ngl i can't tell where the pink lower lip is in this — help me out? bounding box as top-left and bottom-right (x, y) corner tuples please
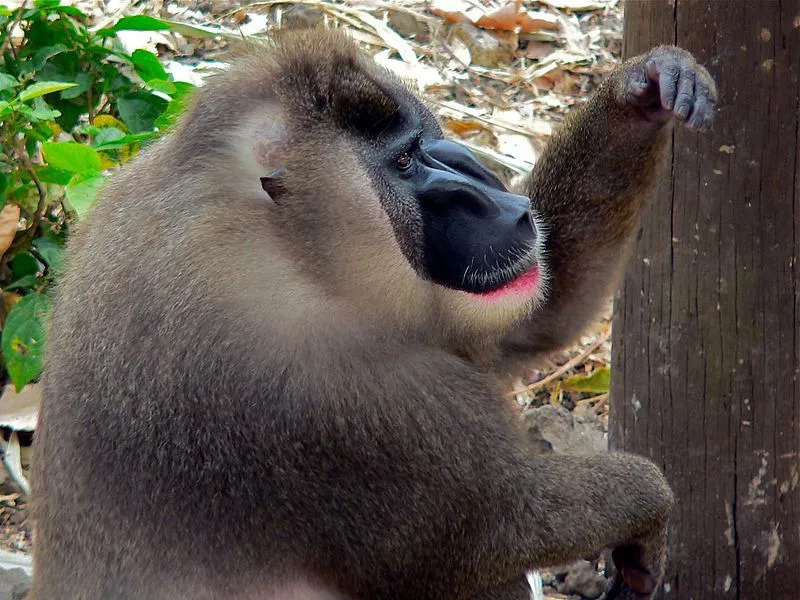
(468, 266), (540, 302)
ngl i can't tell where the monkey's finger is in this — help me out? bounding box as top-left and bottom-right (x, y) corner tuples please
(646, 58), (679, 111)
(673, 68), (696, 122)
(687, 82), (715, 131)
(625, 65), (656, 106)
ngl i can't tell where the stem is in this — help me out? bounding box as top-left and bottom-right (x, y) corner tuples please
(87, 80), (94, 124)
(10, 137), (47, 249)
(0, 1), (27, 59)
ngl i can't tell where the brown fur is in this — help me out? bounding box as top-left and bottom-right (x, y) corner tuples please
(27, 29), (716, 600)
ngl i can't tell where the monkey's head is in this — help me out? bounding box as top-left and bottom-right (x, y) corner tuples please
(178, 29), (547, 343)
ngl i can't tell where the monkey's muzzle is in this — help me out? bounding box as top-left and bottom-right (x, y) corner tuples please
(412, 139), (539, 295)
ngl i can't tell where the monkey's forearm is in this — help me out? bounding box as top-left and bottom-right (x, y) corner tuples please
(526, 83), (669, 257)
(500, 48), (715, 363)
(510, 453), (672, 567)
(500, 96), (668, 361)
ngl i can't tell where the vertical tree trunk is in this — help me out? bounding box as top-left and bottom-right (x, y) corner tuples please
(610, 1), (800, 599)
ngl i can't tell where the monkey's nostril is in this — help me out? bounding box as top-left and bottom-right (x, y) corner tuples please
(516, 211), (536, 236)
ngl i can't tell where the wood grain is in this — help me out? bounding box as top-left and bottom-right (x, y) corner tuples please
(611, 1), (800, 598)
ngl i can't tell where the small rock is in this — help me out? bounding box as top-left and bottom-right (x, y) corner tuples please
(388, 12), (431, 43)
(572, 405), (597, 424)
(0, 568), (30, 600)
(523, 404), (607, 455)
(281, 4), (324, 30)
(538, 569), (556, 586)
(558, 560), (606, 599)
(451, 22), (517, 67)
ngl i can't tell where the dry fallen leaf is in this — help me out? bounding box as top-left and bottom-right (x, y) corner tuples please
(430, 0), (483, 24)
(474, 1), (520, 31)
(519, 11), (560, 32)
(444, 119), (489, 136)
(434, 0), (560, 34)
(449, 36), (472, 67)
(542, 0), (607, 11)
(3, 291), (22, 317)
(0, 204), (21, 257)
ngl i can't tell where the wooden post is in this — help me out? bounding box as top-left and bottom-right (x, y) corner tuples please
(610, 1), (800, 598)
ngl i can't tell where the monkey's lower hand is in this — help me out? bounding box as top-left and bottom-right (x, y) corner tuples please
(600, 525), (669, 600)
(618, 46), (717, 131)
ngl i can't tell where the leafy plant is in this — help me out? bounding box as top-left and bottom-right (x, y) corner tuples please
(0, 0), (195, 390)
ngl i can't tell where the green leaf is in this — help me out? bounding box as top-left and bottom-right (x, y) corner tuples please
(42, 141), (102, 174)
(101, 62), (134, 93)
(147, 79), (176, 95)
(35, 166), (73, 185)
(47, 3), (86, 17)
(0, 73), (17, 92)
(5, 274), (41, 292)
(10, 250), (44, 278)
(60, 71), (92, 100)
(0, 173), (7, 198)
(105, 15), (171, 33)
(65, 173), (105, 218)
(93, 127), (126, 147)
(169, 80), (195, 100)
(154, 89), (193, 129)
(17, 96), (61, 121)
(28, 44), (69, 71)
(117, 91), (168, 133)
(131, 49), (167, 82)
(2, 293), (51, 392)
(18, 81), (78, 102)
(92, 131), (160, 151)
(32, 120), (55, 138)
(161, 18), (233, 40)
(562, 367), (611, 394)
(32, 237), (64, 275)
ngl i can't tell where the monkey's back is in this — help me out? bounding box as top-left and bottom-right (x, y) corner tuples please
(31, 141), (325, 598)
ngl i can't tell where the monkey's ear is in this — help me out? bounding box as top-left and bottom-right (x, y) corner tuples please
(260, 167), (286, 203)
(251, 110), (288, 203)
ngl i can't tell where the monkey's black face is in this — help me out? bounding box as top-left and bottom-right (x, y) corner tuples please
(275, 55), (541, 300)
(388, 135), (540, 296)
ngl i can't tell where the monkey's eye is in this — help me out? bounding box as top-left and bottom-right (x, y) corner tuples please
(396, 152), (413, 171)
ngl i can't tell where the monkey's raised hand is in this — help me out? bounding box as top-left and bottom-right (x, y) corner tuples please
(621, 46), (717, 131)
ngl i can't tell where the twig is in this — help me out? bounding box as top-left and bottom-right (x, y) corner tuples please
(452, 138), (532, 174)
(10, 137), (47, 248)
(575, 392), (608, 406)
(247, 0), (418, 64)
(431, 98), (550, 137)
(509, 328), (611, 395)
(0, 1), (27, 59)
